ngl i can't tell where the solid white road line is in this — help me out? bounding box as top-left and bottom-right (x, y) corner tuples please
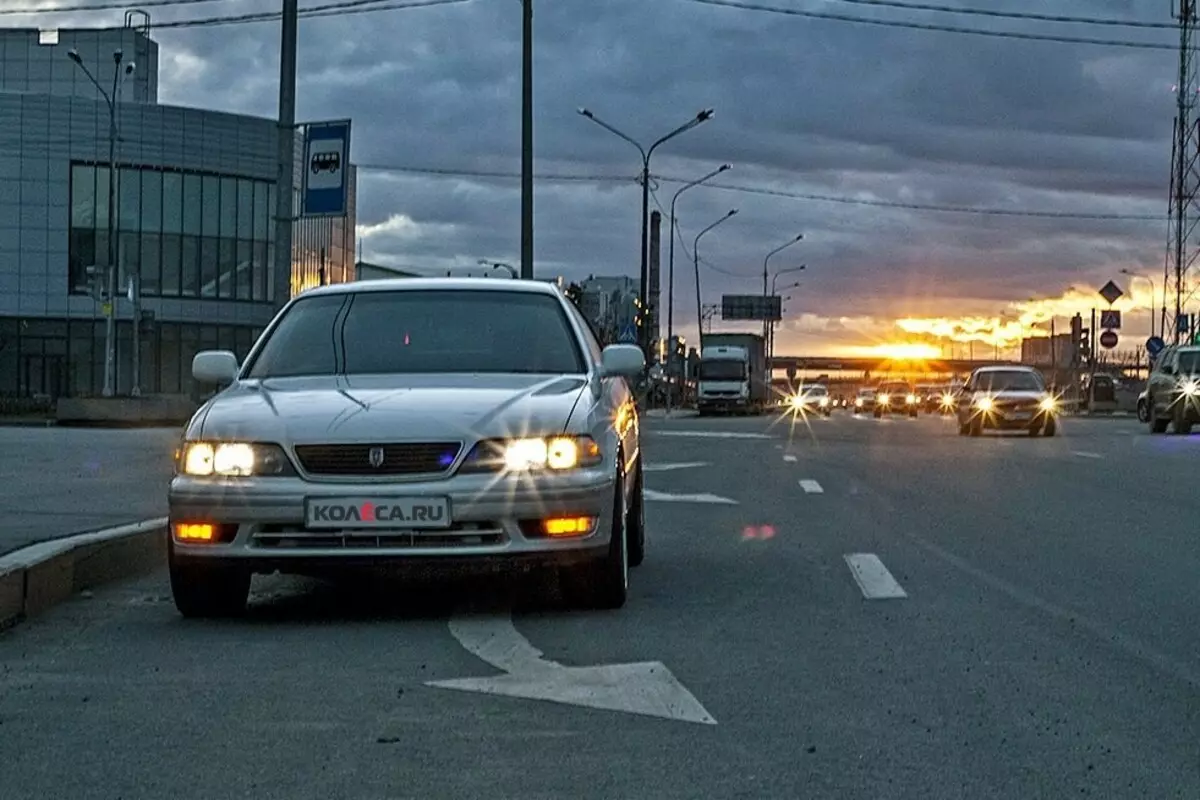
(843, 553), (908, 599)
(652, 431), (770, 440)
(428, 613), (717, 725)
(1072, 451), (1103, 459)
(799, 479), (824, 493)
(642, 462), (709, 472)
(643, 489), (738, 505)
(0, 517), (168, 574)
(782, 454), (798, 463)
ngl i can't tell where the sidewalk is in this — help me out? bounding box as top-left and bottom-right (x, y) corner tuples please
(0, 426), (179, 557)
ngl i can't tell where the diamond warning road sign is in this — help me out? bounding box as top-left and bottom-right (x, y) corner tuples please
(1098, 280), (1124, 305)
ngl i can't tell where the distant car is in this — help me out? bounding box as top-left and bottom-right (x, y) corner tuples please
(956, 365), (1058, 437)
(168, 278), (647, 617)
(790, 384), (831, 416)
(852, 387), (876, 414)
(874, 381), (919, 418)
(1144, 344), (1200, 433)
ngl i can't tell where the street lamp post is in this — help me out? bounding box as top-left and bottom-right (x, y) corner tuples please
(666, 164), (729, 410)
(768, 265), (805, 363)
(1120, 268), (1157, 338)
(576, 107), (714, 358)
(693, 209), (738, 354)
(478, 259), (518, 278)
(761, 234), (803, 343)
(69, 47), (127, 398)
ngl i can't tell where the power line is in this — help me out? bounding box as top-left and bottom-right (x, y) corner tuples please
(825, 0), (1173, 30)
(358, 162), (1160, 221)
(81, 0), (467, 31)
(0, 0), (225, 15)
(679, 0), (1177, 51)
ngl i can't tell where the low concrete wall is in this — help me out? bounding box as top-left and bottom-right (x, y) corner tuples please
(57, 394), (201, 426)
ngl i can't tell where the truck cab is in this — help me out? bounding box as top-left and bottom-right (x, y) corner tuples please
(697, 345), (750, 415)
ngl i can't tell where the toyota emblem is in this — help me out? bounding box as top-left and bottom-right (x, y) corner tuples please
(368, 446), (385, 468)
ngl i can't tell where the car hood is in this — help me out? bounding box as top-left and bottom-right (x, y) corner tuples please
(972, 390), (1046, 401)
(189, 374), (590, 444)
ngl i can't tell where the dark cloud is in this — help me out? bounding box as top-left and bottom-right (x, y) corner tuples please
(30, 0), (1178, 347)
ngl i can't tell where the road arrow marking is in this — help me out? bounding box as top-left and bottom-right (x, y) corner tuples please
(651, 431), (770, 440)
(799, 479), (824, 493)
(427, 614), (717, 725)
(782, 454), (798, 463)
(844, 553), (908, 599)
(642, 462), (709, 472)
(643, 489), (738, 505)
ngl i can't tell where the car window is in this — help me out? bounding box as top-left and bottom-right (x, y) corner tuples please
(1178, 350), (1200, 375)
(975, 370), (1044, 392)
(699, 361), (745, 380)
(246, 289), (586, 378)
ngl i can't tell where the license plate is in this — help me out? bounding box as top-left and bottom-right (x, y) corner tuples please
(1009, 411), (1032, 421)
(305, 497), (451, 529)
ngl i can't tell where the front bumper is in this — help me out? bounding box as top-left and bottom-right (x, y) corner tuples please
(962, 407), (1056, 430)
(168, 468), (616, 572)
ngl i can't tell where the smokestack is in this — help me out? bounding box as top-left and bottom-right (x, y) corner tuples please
(648, 210), (662, 360)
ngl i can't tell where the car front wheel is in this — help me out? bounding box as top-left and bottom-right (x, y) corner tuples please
(562, 469), (628, 610)
(169, 553), (251, 619)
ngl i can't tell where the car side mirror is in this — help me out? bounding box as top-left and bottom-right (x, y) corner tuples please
(599, 344), (645, 378)
(192, 350), (239, 385)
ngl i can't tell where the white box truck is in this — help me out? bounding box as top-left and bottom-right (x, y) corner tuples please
(696, 333), (769, 415)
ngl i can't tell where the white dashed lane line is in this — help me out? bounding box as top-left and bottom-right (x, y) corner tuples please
(782, 454), (798, 463)
(799, 479), (824, 494)
(1072, 451), (1103, 459)
(844, 553), (908, 600)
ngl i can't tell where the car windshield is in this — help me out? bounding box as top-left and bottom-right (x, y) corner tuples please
(974, 370), (1044, 392)
(245, 289), (585, 378)
(802, 386), (828, 396)
(699, 360), (745, 380)
(879, 384), (910, 394)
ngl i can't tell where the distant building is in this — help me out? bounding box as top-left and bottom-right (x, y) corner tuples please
(577, 275), (640, 345)
(354, 261), (423, 281)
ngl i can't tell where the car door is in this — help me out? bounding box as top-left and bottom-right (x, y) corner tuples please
(1149, 346), (1176, 417)
(957, 372), (979, 424)
(565, 301), (639, 477)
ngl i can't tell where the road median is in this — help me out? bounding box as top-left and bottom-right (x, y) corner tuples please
(0, 518), (167, 631)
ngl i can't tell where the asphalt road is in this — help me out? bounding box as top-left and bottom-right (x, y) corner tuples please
(1, 410), (1198, 798)
(0, 427), (181, 556)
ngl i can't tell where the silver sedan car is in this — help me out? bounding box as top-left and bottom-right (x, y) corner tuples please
(169, 278), (647, 617)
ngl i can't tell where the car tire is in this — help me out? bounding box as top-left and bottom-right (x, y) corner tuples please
(1173, 406), (1193, 435)
(908, 410), (918, 418)
(1149, 402), (1169, 434)
(563, 470), (628, 610)
(873, 410), (882, 418)
(169, 553), (251, 619)
(1042, 417), (1057, 437)
(626, 457), (646, 568)
(969, 418), (983, 437)
(958, 421), (969, 436)
(1136, 399), (1149, 423)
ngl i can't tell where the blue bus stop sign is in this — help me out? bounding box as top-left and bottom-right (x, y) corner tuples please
(1146, 336), (1166, 357)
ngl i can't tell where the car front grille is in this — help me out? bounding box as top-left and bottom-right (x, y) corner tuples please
(293, 442), (462, 476)
(251, 522), (505, 550)
(992, 400), (1038, 413)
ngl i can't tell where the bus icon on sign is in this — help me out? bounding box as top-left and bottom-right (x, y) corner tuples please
(310, 151), (340, 174)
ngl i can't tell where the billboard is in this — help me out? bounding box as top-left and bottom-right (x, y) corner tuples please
(721, 294), (781, 322)
(302, 119), (351, 217)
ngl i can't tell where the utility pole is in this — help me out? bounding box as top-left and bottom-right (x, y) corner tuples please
(275, 0), (299, 309)
(520, 0), (534, 279)
(1167, 0), (1199, 344)
(130, 276), (142, 396)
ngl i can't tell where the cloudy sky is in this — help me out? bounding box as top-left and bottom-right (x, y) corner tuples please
(17, 0), (1183, 356)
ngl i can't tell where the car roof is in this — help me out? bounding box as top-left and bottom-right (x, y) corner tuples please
(297, 277), (562, 298)
(973, 365), (1039, 374)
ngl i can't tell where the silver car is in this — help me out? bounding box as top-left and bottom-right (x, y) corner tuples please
(168, 278), (647, 617)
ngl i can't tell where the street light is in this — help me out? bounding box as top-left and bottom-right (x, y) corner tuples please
(478, 259), (518, 278)
(768, 264), (805, 363)
(69, 47), (128, 398)
(762, 234), (803, 341)
(1120, 268), (1157, 338)
(667, 165), (730, 404)
(577, 106), (714, 356)
(693, 209), (738, 353)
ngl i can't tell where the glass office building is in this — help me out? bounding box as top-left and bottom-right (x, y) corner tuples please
(0, 26), (355, 400)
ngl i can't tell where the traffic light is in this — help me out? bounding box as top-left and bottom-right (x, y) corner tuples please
(1079, 328), (1091, 365)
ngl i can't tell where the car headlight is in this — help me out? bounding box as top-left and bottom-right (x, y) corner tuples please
(1181, 380), (1200, 397)
(459, 436), (603, 472)
(790, 394), (805, 409)
(878, 393), (891, 405)
(818, 397), (829, 407)
(975, 397), (994, 411)
(906, 394), (917, 404)
(1039, 397), (1057, 412)
(940, 393), (955, 405)
(178, 442), (296, 477)
(855, 398), (864, 407)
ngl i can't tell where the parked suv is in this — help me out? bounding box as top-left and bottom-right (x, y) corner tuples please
(1145, 344), (1200, 434)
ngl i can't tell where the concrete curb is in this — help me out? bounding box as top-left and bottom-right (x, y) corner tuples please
(0, 518), (168, 632)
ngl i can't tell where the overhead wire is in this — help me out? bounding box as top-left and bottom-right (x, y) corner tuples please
(0, 0), (228, 15)
(64, 0), (469, 30)
(359, 162), (1160, 221)
(823, 0), (1174, 30)
(679, 0), (1177, 51)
